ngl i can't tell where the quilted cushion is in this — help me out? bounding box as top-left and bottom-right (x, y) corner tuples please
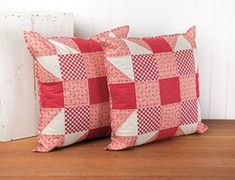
(24, 26), (129, 152)
(100, 26), (208, 150)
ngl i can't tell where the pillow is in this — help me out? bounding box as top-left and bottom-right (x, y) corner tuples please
(100, 26), (208, 150)
(24, 26), (129, 152)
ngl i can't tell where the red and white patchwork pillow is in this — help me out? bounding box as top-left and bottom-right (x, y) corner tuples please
(24, 26), (129, 152)
(101, 26), (208, 150)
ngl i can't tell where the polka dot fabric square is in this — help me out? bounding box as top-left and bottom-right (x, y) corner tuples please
(101, 26), (208, 150)
(59, 54), (86, 80)
(24, 26), (130, 152)
(65, 106), (90, 134)
(175, 49), (195, 75)
(132, 54), (159, 81)
(180, 99), (198, 125)
(137, 107), (161, 135)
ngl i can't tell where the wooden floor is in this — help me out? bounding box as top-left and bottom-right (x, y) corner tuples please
(0, 120), (235, 180)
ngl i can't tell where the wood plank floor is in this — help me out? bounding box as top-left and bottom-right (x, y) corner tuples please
(0, 120), (235, 179)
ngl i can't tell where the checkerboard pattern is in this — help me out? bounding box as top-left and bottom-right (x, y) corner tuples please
(180, 99), (198, 125)
(59, 54), (86, 80)
(65, 106), (90, 134)
(132, 54), (159, 81)
(103, 26), (208, 150)
(175, 49), (195, 75)
(137, 107), (161, 134)
(24, 26), (129, 152)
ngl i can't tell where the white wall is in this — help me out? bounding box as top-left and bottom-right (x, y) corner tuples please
(0, 0), (234, 119)
(0, 12), (73, 141)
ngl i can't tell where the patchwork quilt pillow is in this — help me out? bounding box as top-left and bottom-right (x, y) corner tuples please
(24, 26), (129, 152)
(100, 26), (208, 150)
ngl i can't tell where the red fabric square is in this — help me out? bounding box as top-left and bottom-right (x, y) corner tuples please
(72, 38), (103, 53)
(159, 77), (181, 105)
(88, 76), (109, 104)
(39, 82), (64, 108)
(109, 83), (137, 109)
(143, 37), (172, 53)
(156, 127), (178, 140)
(196, 73), (199, 98)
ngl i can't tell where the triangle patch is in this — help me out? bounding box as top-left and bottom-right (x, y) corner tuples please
(135, 131), (157, 146)
(163, 36), (178, 50)
(36, 62), (60, 82)
(107, 55), (134, 80)
(128, 38), (152, 51)
(123, 39), (152, 55)
(111, 109), (136, 133)
(116, 110), (138, 136)
(185, 26), (196, 48)
(38, 55), (62, 79)
(174, 35), (192, 51)
(175, 127), (185, 136)
(146, 131), (159, 143)
(180, 122), (198, 135)
(48, 39), (80, 54)
(109, 31), (116, 38)
(63, 130), (88, 146)
(39, 108), (61, 131)
(106, 61), (133, 83)
(41, 109), (65, 135)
